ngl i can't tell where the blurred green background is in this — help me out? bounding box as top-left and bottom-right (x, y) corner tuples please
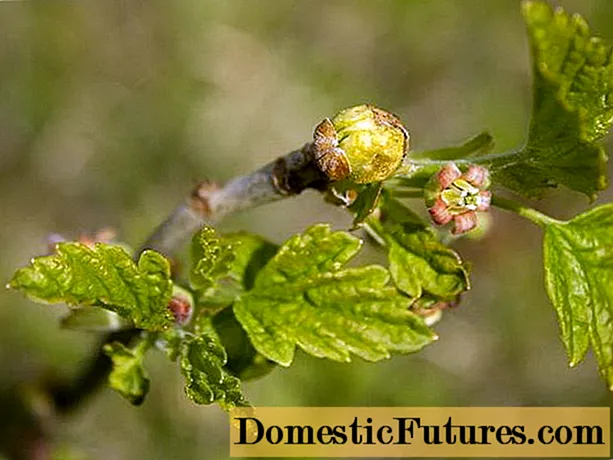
(1, 0), (612, 458)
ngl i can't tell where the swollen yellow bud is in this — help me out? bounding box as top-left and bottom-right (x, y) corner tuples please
(312, 105), (409, 184)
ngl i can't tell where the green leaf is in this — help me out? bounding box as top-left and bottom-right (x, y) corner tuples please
(179, 319), (249, 410)
(234, 224), (437, 367)
(9, 243), (173, 330)
(190, 227), (235, 294)
(367, 194), (470, 301)
(410, 131), (494, 161)
(543, 204), (613, 389)
(103, 341), (150, 405)
(491, 1), (611, 199)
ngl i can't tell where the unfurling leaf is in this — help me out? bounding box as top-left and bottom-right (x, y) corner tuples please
(190, 227), (235, 294)
(9, 243), (173, 330)
(543, 204), (613, 389)
(348, 182), (384, 226)
(179, 319), (249, 410)
(234, 224), (437, 367)
(190, 231), (278, 380)
(197, 232), (278, 307)
(367, 194), (469, 301)
(104, 341), (150, 405)
(491, 1), (611, 199)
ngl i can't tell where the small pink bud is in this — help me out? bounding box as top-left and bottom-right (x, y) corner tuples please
(77, 227), (118, 249)
(168, 296), (192, 326)
(437, 163), (462, 189)
(452, 211), (478, 234)
(95, 227), (117, 243)
(429, 198), (453, 225)
(462, 165), (489, 188)
(46, 233), (66, 253)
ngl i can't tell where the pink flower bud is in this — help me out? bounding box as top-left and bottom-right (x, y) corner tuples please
(452, 211), (478, 234)
(476, 190), (492, 211)
(462, 165), (489, 188)
(437, 163), (462, 189)
(428, 198), (453, 225)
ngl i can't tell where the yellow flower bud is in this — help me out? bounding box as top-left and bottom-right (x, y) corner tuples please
(312, 105), (409, 184)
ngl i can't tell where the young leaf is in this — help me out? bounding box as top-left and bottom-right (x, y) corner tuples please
(367, 194), (469, 301)
(190, 227), (235, 293)
(391, 133), (494, 191)
(410, 131), (494, 161)
(543, 204), (613, 389)
(9, 243), (173, 330)
(198, 232), (278, 306)
(194, 234), (278, 379)
(348, 182), (384, 226)
(234, 224), (437, 367)
(179, 319), (249, 410)
(103, 341), (150, 405)
(491, 1), (611, 199)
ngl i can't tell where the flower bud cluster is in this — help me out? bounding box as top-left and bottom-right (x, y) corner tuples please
(426, 163), (491, 234)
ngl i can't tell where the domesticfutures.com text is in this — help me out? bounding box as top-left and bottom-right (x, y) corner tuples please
(234, 415), (605, 447)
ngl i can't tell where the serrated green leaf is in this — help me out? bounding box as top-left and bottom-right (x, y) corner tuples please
(179, 319), (249, 410)
(103, 341), (150, 405)
(9, 243), (173, 330)
(367, 194), (469, 301)
(410, 131), (494, 161)
(543, 204), (613, 389)
(234, 224), (437, 367)
(60, 307), (130, 332)
(491, 1), (611, 199)
(190, 227), (235, 293)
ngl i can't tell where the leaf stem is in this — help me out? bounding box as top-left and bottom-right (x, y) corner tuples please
(491, 195), (561, 227)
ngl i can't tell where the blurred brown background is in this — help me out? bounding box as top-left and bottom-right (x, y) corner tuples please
(1, 0), (612, 459)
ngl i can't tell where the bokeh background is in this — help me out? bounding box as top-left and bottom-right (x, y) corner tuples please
(1, 0), (612, 459)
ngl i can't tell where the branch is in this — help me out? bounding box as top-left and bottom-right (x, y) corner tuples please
(141, 142), (327, 257)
